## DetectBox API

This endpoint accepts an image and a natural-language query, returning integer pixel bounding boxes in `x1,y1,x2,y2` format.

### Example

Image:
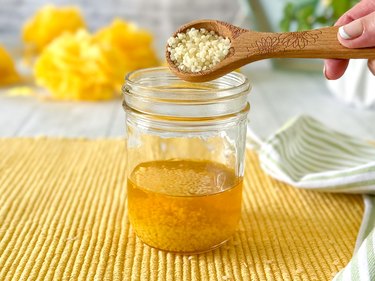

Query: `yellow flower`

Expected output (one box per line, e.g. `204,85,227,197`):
0,45,21,86
34,30,124,101
22,5,85,54
34,19,160,101
94,19,159,73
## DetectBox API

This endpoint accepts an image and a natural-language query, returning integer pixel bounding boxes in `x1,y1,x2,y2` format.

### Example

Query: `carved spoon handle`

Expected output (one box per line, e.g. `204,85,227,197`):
242,26,375,60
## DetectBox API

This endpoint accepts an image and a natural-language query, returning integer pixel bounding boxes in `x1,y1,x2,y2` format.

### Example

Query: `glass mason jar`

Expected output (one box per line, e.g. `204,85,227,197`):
123,67,251,254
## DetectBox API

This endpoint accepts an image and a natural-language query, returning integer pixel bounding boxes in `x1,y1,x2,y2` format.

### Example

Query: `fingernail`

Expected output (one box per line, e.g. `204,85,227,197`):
339,20,363,40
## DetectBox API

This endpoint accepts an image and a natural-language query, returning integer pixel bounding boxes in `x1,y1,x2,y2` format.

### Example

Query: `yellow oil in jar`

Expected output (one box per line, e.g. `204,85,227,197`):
127,159,243,253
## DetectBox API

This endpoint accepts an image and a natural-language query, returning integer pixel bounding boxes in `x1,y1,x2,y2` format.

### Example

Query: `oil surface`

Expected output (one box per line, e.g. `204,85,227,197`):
127,159,243,253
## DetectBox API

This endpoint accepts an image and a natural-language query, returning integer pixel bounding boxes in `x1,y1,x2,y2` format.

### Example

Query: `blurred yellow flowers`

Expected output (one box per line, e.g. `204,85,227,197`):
0,45,21,86
95,19,159,72
22,5,85,54
3,5,160,101
34,18,159,101
35,30,125,100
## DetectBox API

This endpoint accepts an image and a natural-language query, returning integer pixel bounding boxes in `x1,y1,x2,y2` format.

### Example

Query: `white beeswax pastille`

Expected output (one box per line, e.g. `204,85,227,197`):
167,28,231,73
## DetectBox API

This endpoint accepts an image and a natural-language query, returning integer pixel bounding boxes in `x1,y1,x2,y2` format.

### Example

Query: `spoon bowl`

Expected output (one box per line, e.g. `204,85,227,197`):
166,20,375,82
166,20,241,82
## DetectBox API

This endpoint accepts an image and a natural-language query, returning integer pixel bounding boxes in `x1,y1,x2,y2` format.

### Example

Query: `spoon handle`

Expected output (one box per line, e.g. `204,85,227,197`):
245,26,375,60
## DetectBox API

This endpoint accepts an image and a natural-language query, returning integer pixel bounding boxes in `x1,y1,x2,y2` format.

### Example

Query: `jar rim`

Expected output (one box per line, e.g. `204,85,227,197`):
124,67,251,99
123,67,251,118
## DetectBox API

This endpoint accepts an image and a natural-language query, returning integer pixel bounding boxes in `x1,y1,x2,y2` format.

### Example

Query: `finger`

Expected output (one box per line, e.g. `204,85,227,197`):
368,59,375,76
336,0,375,26
324,0,375,80
338,11,375,48
323,59,349,80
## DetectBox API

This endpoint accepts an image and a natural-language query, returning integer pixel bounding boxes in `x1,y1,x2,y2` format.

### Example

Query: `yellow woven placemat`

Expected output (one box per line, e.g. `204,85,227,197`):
0,138,364,281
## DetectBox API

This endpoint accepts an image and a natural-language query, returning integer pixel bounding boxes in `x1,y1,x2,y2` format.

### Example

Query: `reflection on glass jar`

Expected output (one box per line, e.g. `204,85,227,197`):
123,67,251,254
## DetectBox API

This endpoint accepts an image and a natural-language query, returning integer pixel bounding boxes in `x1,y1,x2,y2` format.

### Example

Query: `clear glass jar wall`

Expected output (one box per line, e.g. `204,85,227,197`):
123,67,251,254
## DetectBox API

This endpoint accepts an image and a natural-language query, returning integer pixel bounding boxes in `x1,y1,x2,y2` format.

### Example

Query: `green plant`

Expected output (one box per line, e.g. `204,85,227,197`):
280,0,358,32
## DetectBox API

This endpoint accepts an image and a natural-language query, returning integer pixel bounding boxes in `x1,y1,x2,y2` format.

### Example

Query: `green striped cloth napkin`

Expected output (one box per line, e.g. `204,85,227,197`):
247,115,375,280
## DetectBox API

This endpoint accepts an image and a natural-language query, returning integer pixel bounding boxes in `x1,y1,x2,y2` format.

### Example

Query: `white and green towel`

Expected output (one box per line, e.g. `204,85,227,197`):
248,115,375,281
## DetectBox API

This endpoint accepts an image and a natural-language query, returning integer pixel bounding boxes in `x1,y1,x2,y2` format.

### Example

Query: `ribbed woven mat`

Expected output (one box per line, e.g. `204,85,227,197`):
0,138,364,281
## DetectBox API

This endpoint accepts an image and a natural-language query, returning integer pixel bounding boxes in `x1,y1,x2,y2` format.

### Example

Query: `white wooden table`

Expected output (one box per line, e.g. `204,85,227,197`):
1,62,375,140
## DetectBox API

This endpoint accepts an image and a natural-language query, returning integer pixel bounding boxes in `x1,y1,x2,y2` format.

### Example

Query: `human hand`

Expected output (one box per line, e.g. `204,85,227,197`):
324,0,375,79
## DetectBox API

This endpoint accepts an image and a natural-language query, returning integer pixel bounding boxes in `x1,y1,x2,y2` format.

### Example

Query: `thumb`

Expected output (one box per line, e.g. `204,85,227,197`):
338,11,375,48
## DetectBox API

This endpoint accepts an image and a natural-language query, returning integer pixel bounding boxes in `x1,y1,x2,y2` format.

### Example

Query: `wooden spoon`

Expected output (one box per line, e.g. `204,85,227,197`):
166,19,375,82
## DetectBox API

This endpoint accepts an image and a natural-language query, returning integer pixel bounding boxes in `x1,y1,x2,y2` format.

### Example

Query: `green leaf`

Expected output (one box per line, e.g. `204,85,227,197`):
295,5,315,20
295,4,315,30
280,18,291,32
296,17,313,31
280,3,295,31
284,2,295,18
315,16,328,24
279,0,359,31
331,0,357,19
298,22,312,31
